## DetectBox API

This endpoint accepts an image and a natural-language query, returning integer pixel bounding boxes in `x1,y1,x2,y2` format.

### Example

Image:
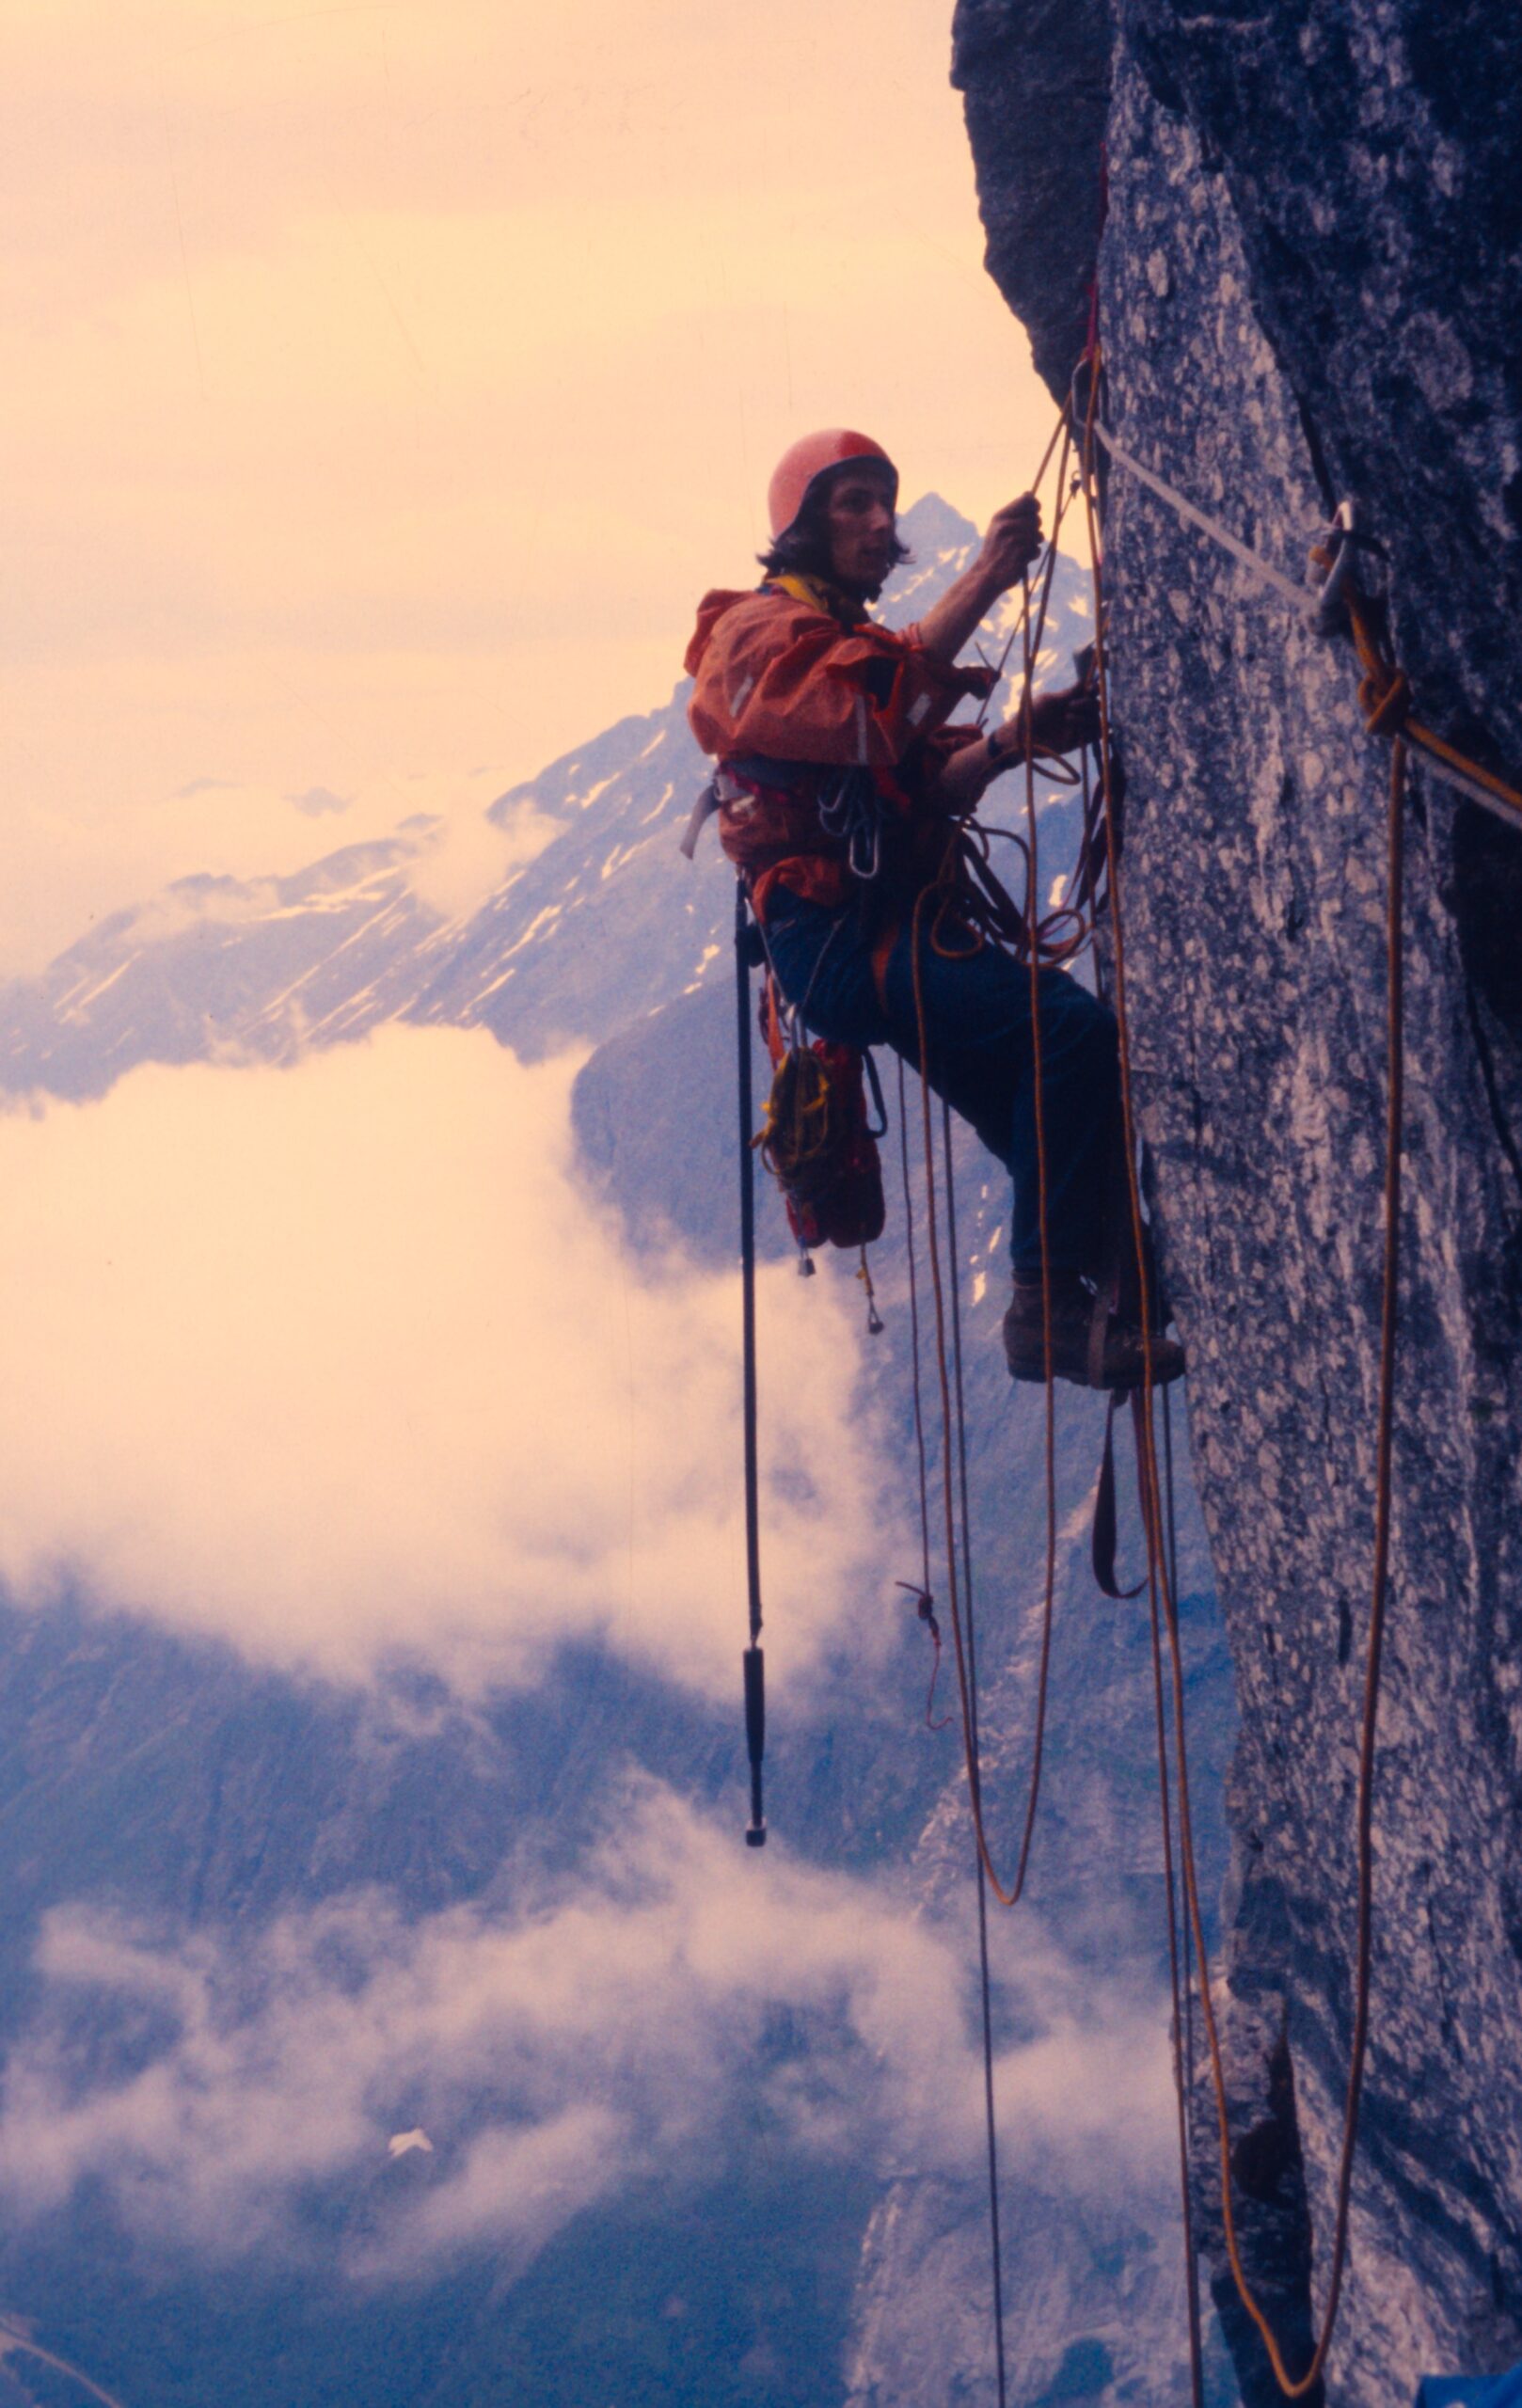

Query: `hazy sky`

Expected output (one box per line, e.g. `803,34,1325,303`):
3,0,1055,970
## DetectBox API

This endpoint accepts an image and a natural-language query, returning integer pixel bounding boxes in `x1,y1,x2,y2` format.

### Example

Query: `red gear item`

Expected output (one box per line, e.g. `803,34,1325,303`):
757,977,885,1253
767,429,898,540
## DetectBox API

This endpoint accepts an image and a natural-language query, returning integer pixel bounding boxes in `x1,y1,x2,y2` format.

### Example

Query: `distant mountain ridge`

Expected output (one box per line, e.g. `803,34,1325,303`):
0,497,1094,1100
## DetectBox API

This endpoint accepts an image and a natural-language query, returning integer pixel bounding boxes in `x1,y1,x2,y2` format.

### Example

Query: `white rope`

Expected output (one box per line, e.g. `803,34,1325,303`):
1093,420,1522,834
1092,421,1318,616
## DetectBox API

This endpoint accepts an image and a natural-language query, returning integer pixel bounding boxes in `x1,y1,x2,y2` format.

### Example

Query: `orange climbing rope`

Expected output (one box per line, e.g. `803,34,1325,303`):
1070,372,1210,2408
908,883,1052,1907
891,282,1514,2388
1078,356,1407,2397
896,400,1210,2403
895,1054,955,1734
1137,1377,1208,2408
1319,540,1522,836
902,413,1087,1909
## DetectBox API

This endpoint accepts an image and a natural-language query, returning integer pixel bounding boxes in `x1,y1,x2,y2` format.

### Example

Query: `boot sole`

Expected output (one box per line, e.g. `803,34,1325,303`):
1004,1354,1186,1391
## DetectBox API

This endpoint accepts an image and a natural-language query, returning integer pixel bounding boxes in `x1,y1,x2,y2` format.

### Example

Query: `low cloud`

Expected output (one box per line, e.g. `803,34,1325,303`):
0,1784,1175,2279
286,784,353,817
403,796,561,920
0,1025,893,1698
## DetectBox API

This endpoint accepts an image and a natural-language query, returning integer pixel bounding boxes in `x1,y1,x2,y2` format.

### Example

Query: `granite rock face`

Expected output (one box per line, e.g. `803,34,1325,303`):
956,4,1522,2403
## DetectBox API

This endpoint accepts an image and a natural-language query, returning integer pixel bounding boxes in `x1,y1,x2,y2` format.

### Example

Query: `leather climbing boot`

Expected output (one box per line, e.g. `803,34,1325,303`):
1002,1274,1186,1391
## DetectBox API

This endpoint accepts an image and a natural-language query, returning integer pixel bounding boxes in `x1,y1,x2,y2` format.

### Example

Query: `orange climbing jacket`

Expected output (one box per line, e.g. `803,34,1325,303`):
685,572,991,1260
684,573,995,923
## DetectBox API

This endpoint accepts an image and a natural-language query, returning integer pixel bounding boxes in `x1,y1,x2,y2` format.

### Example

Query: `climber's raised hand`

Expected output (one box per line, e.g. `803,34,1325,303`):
917,494,1046,663
976,495,1043,594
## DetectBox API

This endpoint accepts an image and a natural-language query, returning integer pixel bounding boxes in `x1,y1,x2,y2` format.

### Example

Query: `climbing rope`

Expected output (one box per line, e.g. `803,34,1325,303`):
896,1054,935,1613
753,1043,833,1192
734,879,767,1849
974,402,1079,727
942,1091,1010,2408
1161,1379,1202,2184
1008,424,1067,1907
891,404,1093,1908
897,394,1169,1925
1137,1378,1207,2408
1077,394,1228,2401
733,330,1487,2392
896,1056,953,1733
1078,366,1407,2396
1090,419,1317,614
907,884,1056,1909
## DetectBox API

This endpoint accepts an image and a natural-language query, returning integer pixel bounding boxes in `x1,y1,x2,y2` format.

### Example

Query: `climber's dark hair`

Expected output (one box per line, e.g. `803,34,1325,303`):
757,467,912,582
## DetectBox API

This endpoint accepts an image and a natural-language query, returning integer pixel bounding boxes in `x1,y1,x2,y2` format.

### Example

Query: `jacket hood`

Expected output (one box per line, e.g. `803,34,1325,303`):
684,589,753,677
685,577,866,677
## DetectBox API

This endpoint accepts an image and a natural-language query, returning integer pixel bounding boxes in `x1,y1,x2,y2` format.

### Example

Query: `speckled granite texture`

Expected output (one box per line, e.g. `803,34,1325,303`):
955,4,1522,2402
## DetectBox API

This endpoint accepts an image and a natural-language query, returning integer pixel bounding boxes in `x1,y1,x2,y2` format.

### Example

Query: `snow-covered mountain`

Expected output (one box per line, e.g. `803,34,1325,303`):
0,498,1094,1100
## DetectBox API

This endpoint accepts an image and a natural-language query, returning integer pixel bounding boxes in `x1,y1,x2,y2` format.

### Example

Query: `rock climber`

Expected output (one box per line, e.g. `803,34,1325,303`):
684,427,1184,1389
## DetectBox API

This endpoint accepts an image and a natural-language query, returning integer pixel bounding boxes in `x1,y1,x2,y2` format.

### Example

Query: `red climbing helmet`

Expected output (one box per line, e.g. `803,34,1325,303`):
767,429,899,541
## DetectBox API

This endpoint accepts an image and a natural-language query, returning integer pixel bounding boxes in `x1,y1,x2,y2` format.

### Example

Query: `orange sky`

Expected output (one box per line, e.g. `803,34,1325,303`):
2,0,1055,970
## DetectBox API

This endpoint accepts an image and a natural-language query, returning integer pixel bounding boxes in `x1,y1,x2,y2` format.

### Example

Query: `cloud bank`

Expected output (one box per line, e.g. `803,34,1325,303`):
0,1785,1175,2281
0,1026,895,1698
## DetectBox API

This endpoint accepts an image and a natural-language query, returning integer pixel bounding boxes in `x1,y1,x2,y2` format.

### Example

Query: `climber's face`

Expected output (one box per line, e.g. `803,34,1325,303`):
824,466,898,598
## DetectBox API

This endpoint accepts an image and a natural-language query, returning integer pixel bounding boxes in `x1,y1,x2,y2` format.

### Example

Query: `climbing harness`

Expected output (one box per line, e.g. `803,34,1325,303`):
816,765,886,882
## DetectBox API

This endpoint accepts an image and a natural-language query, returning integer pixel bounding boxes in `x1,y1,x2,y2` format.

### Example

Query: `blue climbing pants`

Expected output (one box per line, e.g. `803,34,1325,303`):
763,890,1121,1280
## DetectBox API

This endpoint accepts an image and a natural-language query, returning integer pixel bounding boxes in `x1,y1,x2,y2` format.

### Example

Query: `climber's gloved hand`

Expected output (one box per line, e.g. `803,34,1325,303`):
1026,683,1101,755
977,494,1043,593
